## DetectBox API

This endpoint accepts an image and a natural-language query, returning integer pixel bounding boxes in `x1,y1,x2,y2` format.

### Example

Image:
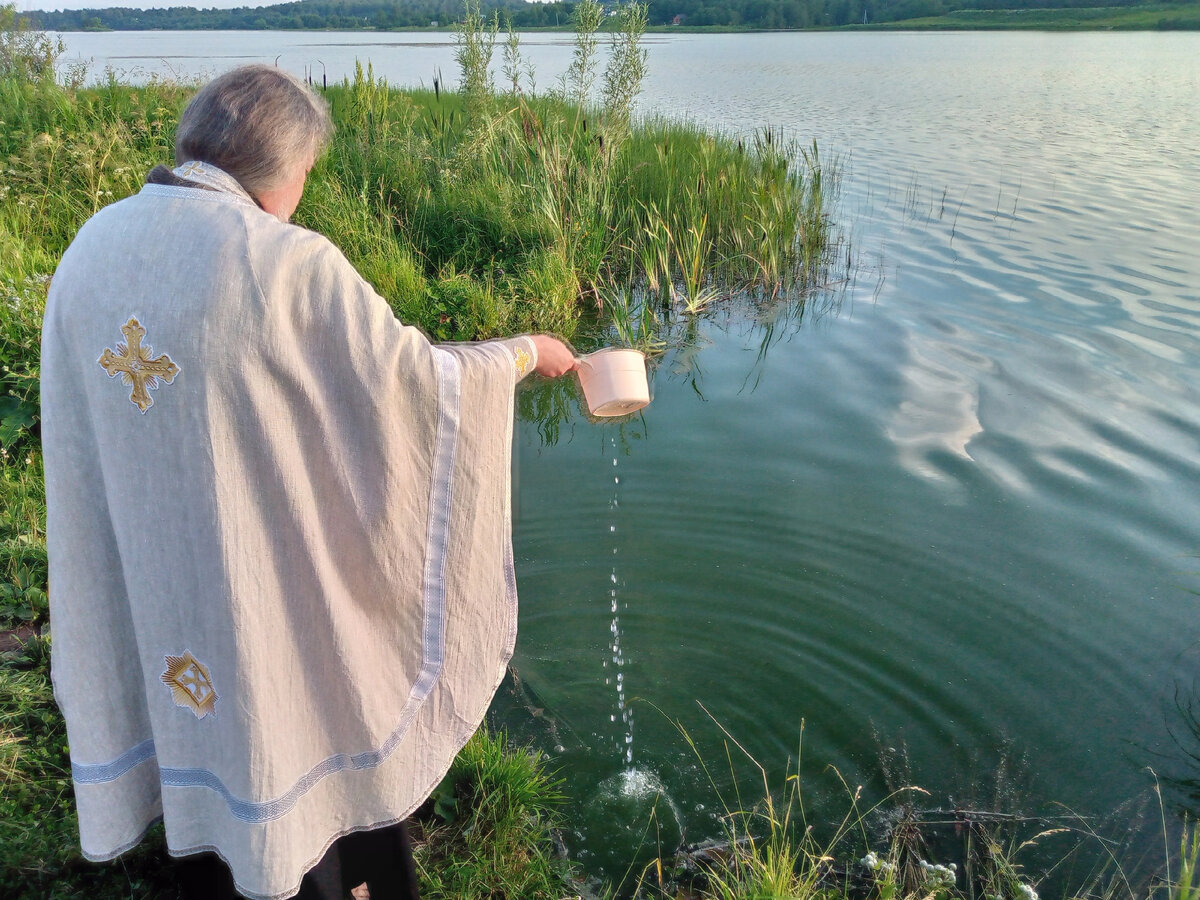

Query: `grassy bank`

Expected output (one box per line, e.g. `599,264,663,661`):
874,2,1200,30
620,715,1200,900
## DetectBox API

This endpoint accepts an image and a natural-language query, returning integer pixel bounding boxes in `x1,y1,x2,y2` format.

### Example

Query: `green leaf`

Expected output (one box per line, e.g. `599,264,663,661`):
434,790,458,823
0,395,38,446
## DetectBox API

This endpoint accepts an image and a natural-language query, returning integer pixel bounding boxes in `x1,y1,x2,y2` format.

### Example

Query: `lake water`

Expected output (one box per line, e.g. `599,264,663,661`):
59,29,1200,883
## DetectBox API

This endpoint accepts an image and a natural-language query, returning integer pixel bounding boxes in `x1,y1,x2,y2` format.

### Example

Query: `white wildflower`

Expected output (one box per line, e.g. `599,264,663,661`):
1019,884,1039,900
861,852,879,870
919,860,955,888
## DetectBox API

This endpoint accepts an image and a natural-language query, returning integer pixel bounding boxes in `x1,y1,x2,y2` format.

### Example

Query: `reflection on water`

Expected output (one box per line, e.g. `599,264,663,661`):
887,330,984,484
1167,680,1200,808
1159,640,1200,815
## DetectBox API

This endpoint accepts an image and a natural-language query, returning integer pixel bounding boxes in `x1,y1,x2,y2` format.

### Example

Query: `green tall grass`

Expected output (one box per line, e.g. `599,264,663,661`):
302,3,839,349
417,730,578,898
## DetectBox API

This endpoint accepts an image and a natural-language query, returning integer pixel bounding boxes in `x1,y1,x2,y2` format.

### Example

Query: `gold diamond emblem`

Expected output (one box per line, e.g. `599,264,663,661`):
161,652,218,719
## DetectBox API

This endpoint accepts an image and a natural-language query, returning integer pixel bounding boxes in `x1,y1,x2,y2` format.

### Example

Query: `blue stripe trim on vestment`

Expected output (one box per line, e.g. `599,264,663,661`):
421,348,458,682
72,349,463,824
72,738,157,784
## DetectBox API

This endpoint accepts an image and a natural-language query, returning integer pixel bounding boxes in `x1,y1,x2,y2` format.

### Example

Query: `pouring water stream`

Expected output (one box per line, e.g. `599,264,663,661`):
606,437,634,766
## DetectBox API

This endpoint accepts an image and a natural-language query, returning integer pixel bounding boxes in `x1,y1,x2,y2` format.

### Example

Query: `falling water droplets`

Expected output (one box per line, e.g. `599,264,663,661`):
606,438,634,766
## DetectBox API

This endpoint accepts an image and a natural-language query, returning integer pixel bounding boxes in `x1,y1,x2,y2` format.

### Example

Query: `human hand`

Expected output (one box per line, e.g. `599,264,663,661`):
530,335,578,378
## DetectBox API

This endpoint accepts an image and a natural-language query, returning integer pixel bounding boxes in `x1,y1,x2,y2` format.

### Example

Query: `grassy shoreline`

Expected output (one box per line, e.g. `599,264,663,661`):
856,2,1200,30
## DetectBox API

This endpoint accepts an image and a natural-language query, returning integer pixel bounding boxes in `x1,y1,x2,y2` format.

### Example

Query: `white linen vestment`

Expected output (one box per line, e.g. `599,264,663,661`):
41,164,539,900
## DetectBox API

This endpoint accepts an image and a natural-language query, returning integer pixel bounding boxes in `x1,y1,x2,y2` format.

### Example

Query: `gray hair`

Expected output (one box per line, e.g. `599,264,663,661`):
175,64,334,197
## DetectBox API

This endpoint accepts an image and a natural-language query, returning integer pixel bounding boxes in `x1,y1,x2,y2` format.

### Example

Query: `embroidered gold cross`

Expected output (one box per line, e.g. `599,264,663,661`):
162,652,218,719
99,317,180,413
180,161,205,177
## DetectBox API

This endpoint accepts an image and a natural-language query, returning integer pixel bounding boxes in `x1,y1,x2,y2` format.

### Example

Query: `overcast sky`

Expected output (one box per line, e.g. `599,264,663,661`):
18,0,280,10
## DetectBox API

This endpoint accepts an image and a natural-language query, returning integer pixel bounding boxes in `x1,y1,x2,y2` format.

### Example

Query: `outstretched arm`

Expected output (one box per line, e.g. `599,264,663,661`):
529,334,579,378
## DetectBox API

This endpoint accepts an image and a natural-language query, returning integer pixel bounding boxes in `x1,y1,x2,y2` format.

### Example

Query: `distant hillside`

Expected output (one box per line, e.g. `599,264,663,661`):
29,0,1200,31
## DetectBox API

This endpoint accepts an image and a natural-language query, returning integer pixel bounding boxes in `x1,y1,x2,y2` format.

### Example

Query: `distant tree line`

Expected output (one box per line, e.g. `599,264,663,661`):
31,0,573,31
28,0,1177,32
649,0,1155,26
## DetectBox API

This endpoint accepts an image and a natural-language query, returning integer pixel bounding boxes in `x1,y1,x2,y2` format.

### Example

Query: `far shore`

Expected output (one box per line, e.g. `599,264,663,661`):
46,8,1200,35
53,23,1200,33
